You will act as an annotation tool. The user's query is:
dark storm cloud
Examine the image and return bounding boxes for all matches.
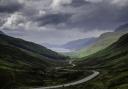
[1,0,128,31]
[66,5,122,30]
[22,0,128,31]
[0,0,23,13]
[36,13,72,26]
[70,4,128,30]
[47,0,128,31]
[2,0,128,32]
[2,0,128,45]
[70,0,90,7]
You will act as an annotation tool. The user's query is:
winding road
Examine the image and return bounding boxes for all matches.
[33,71,99,89]
[33,61,100,89]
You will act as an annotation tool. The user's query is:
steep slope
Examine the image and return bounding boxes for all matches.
[73,24,128,58]
[78,33,128,67]
[72,33,128,89]
[59,34,128,89]
[0,42,52,88]
[0,32,68,88]
[0,33,67,61]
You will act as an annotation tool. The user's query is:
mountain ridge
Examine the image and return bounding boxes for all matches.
[0,33,67,61]
[71,23,128,58]
[62,37,97,50]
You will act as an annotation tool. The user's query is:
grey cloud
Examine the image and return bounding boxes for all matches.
[69,3,128,30]
[47,0,128,31]
[1,0,128,32]
[70,0,90,7]
[2,0,128,45]
[0,0,23,13]
[73,0,128,30]
[26,0,128,31]
[36,13,72,26]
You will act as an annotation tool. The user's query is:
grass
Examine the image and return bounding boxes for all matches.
[71,31,128,58]
[0,33,68,88]
[55,33,128,89]
[1,31,128,89]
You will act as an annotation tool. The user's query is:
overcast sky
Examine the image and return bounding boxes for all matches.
[0,0,128,45]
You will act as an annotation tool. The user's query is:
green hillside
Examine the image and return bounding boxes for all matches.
[0,33,67,61]
[78,31,127,57]
[72,29,128,58]
[58,33,128,89]
[0,32,68,89]
[75,33,128,89]
[78,33,128,68]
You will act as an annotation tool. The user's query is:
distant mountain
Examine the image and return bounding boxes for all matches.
[42,37,97,52]
[115,23,128,32]
[72,24,128,58]
[0,32,68,88]
[76,32,128,89]
[42,43,61,49]
[62,38,97,50]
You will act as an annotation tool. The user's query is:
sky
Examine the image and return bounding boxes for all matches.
[0,0,128,45]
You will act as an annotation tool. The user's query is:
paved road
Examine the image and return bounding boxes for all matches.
[33,70,100,89]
